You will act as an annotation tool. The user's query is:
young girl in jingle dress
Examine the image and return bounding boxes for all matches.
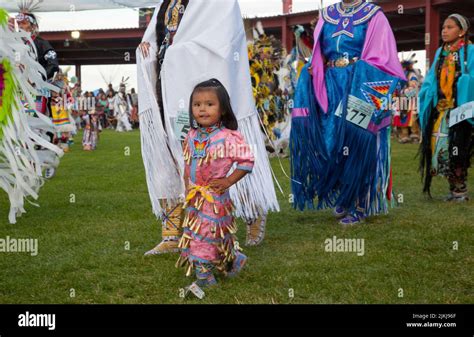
[176,79,254,290]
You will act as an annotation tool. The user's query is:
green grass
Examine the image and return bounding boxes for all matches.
[0,129,472,304]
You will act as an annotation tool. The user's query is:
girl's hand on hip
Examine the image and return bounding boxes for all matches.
[209,178,231,194]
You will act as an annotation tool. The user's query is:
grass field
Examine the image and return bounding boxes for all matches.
[0,129,472,304]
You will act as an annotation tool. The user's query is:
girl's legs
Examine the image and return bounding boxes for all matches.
[184,261,217,298]
[226,251,247,278]
[447,166,469,201]
[446,121,472,201]
[194,262,217,288]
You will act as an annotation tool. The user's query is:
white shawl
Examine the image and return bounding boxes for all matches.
[137,0,279,219]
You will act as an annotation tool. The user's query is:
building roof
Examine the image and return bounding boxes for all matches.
[39,0,474,65]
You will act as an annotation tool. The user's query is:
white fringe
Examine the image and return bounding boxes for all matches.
[0,21,63,224]
[137,47,185,218]
[230,113,280,219]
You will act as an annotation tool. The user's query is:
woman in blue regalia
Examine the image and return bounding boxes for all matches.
[290,0,406,225]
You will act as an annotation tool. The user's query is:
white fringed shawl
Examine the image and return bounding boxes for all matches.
[137,0,279,219]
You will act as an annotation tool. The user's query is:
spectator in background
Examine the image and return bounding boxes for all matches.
[96,93,108,129]
[82,108,101,151]
[106,83,115,97]
[130,88,139,128]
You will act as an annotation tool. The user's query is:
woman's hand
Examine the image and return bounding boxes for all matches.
[139,42,151,58]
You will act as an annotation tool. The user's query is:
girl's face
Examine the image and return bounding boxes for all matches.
[442,18,465,43]
[192,89,222,127]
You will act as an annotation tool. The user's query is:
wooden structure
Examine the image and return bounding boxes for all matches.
[40,0,474,82]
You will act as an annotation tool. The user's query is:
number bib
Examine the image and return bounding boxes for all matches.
[174,109,190,141]
[335,95,375,130]
[449,102,474,128]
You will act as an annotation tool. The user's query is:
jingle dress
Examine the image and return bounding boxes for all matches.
[176,124,254,276]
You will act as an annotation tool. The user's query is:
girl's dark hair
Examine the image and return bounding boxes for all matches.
[188,79,238,131]
[450,14,470,71]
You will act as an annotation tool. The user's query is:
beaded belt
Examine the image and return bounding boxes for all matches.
[326,57,359,68]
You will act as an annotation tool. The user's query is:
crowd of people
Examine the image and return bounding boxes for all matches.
[59,79,140,151]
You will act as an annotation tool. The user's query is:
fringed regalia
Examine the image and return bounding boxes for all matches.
[113,92,132,132]
[176,125,254,277]
[0,9,62,223]
[290,1,406,217]
[289,25,313,82]
[248,32,288,140]
[82,113,100,151]
[393,54,423,143]
[393,70,420,128]
[419,41,474,198]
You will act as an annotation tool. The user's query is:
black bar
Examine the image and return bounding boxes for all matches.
[0,304,472,334]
